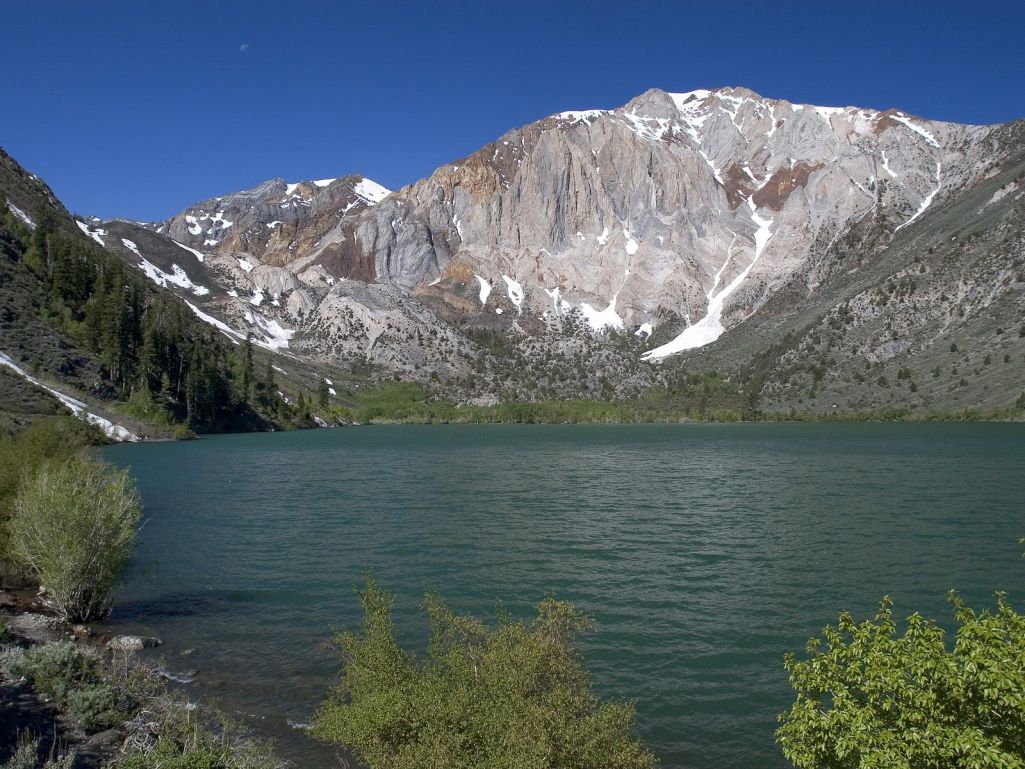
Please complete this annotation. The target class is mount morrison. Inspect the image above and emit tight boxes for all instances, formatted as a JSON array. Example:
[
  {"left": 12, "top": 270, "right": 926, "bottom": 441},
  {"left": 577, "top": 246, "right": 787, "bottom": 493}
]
[{"left": 3, "top": 85, "right": 1025, "bottom": 430}]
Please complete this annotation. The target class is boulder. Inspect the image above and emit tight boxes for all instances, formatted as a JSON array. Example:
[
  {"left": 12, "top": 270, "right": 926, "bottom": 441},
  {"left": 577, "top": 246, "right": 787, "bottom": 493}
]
[{"left": 107, "top": 635, "right": 161, "bottom": 651}]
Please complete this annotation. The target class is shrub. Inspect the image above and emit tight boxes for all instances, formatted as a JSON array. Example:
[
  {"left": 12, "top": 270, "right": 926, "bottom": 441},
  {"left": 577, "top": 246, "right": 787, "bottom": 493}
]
[
  {"left": 0, "top": 416, "right": 97, "bottom": 570},
  {"left": 65, "top": 682, "right": 125, "bottom": 732},
  {"left": 1, "top": 739, "right": 38, "bottom": 769},
  {"left": 21, "top": 641, "right": 89, "bottom": 697},
  {"left": 114, "top": 696, "right": 284, "bottom": 769},
  {"left": 0, "top": 738, "right": 75, "bottom": 769},
  {"left": 0, "top": 644, "right": 26, "bottom": 679},
  {"left": 8, "top": 457, "right": 141, "bottom": 621},
  {"left": 313, "top": 578, "right": 655, "bottom": 769},
  {"left": 776, "top": 593, "right": 1025, "bottom": 769},
  {"left": 14, "top": 641, "right": 136, "bottom": 732}
]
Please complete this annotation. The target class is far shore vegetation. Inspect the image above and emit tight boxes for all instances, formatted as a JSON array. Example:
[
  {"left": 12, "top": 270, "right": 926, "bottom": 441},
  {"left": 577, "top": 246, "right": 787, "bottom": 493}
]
[{"left": 314, "top": 380, "right": 1025, "bottom": 427}]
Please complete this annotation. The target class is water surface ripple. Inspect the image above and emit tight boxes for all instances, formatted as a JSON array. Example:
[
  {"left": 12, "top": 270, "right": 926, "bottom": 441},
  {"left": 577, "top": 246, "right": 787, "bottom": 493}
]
[{"left": 104, "top": 424, "right": 1025, "bottom": 769}]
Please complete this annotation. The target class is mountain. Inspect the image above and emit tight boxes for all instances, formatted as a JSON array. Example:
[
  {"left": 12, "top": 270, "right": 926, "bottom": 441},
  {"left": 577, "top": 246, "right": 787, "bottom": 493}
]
[
  {"left": 151, "top": 174, "right": 391, "bottom": 268},
  {"left": 8, "top": 85, "right": 1025, "bottom": 425},
  {"left": 0, "top": 149, "right": 330, "bottom": 437}
]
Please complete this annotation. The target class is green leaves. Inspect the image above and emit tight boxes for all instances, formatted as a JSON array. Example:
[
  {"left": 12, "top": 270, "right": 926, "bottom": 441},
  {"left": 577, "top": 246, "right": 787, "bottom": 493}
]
[
  {"left": 8, "top": 455, "right": 141, "bottom": 621},
  {"left": 777, "top": 593, "right": 1025, "bottom": 769},
  {"left": 314, "top": 578, "right": 656, "bottom": 769}
]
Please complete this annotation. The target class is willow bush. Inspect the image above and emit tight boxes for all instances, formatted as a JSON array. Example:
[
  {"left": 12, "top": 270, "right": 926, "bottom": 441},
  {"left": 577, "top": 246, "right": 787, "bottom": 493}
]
[
  {"left": 8, "top": 456, "right": 141, "bottom": 621},
  {"left": 314, "top": 578, "right": 655, "bottom": 769},
  {"left": 0, "top": 415, "right": 96, "bottom": 572}
]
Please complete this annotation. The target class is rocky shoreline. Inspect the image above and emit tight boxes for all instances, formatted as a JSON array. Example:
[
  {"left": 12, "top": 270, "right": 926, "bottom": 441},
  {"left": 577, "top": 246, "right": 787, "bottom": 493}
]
[
  {"left": 0, "top": 587, "right": 282, "bottom": 769},
  {"left": 1, "top": 588, "right": 126, "bottom": 767}
]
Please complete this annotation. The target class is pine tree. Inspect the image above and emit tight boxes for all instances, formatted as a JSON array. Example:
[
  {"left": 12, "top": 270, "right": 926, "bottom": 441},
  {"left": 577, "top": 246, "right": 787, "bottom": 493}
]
[
  {"left": 240, "top": 334, "right": 254, "bottom": 402},
  {"left": 317, "top": 378, "right": 329, "bottom": 408}
]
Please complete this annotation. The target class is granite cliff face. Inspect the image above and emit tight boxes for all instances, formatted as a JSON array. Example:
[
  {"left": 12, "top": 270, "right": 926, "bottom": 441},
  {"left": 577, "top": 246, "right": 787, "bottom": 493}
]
[
  {"left": 89, "top": 86, "right": 1025, "bottom": 411},
  {"left": 332, "top": 87, "right": 994, "bottom": 350}
]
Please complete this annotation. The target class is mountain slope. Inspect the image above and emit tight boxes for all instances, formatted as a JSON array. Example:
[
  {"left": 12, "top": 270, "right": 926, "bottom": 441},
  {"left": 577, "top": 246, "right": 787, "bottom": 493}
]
[
  {"left": 0, "top": 148, "right": 300, "bottom": 436},
  {"left": 82, "top": 87, "right": 1025, "bottom": 415}
]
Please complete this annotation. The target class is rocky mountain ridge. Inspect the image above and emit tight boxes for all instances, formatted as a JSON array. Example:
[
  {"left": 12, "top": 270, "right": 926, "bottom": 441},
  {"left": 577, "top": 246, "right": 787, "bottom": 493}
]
[{"left": 19, "top": 85, "right": 1025, "bottom": 417}]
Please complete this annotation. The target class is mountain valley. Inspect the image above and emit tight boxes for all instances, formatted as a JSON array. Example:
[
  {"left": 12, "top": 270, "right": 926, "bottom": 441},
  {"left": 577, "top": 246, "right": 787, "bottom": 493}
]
[{"left": 3, "top": 86, "right": 1024, "bottom": 433}]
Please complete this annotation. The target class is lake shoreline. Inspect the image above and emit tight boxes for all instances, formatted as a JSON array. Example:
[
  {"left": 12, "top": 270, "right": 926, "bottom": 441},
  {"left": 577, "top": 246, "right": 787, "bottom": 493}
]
[{"left": 123, "top": 406, "right": 1025, "bottom": 443}]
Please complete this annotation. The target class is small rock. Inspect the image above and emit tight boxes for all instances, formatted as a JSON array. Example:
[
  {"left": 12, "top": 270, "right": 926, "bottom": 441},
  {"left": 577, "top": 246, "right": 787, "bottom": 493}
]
[
  {"left": 73, "top": 624, "right": 91, "bottom": 637},
  {"left": 107, "top": 635, "right": 162, "bottom": 651}
]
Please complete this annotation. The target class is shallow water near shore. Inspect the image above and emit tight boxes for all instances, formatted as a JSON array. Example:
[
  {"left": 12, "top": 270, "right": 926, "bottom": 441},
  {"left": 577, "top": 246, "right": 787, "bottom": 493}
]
[{"left": 104, "top": 423, "right": 1025, "bottom": 768}]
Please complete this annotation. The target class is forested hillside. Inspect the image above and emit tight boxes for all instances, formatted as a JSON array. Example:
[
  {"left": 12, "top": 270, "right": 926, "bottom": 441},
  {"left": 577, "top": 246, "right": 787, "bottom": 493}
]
[{"left": 0, "top": 149, "right": 299, "bottom": 434}]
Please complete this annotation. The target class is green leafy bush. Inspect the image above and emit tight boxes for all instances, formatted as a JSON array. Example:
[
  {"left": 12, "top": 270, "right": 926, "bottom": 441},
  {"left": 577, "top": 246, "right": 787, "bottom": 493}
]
[
  {"left": 776, "top": 593, "right": 1025, "bottom": 769},
  {"left": 313, "top": 578, "right": 655, "bottom": 769},
  {"left": 8, "top": 456, "right": 141, "bottom": 621}
]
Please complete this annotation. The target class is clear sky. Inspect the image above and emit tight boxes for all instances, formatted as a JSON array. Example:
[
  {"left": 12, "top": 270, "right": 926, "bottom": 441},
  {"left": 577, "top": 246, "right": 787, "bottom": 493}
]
[{"left": 4, "top": 0, "right": 1023, "bottom": 221}]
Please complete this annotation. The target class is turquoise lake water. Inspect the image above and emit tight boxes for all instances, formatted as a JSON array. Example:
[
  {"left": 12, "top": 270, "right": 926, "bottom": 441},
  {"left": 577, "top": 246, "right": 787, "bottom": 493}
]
[{"left": 103, "top": 423, "right": 1025, "bottom": 768}]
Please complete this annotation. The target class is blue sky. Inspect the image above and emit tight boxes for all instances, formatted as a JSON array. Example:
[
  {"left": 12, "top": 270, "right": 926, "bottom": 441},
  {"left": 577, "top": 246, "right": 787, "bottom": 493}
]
[{"left": 4, "top": 0, "right": 1023, "bottom": 221}]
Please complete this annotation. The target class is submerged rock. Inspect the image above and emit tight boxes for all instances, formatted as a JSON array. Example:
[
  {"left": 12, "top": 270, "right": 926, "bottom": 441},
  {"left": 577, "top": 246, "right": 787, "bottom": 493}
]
[{"left": 107, "top": 635, "right": 162, "bottom": 651}]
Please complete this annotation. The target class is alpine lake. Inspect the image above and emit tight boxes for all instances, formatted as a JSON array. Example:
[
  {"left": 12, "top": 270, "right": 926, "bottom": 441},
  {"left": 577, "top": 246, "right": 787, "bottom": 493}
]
[{"left": 103, "top": 423, "right": 1025, "bottom": 769}]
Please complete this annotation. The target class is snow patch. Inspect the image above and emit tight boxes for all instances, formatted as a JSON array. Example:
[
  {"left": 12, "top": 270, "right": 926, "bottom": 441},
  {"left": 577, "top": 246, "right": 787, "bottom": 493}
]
[
  {"left": 173, "top": 240, "right": 205, "bottom": 262},
  {"left": 243, "top": 310, "right": 294, "bottom": 351},
  {"left": 556, "top": 109, "right": 607, "bottom": 125},
  {"left": 75, "top": 220, "right": 106, "bottom": 246},
  {"left": 579, "top": 295, "right": 625, "bottom": 333},
  {"left": 6, "top": 200, "right": 35, "bottom": 229},
  {"left": 207, "top": 211, "right": 232, "bottom": 232},
  {"left": 880, "top": 150, "right": 897, "bottom": 179},
  {"left": 542, "top": 287, "right": 573, "bottom": 316},
  {"left": 813, "top": 105, "right": 845, "bottom": 124},
  {"left": 891, "top": 113, "right": 940, "bottom": 148},
  {"left": 354, "top": 178, "right": 391, "bottom": 205},
  {"left": 0, "top": 351, "right": 138, "bottom": 441},
  {"left": 635, "top": 322, "right": 653, "bottom": 338},
  {"left": 135, "top": 254, "right": 210, "bottom": 296},
  {"left": 475, "top": 275, "right": 492, "bottom": 304},
  {"left": 185, "top": 301, "right": 241, "bottom": 343},
  {"left": 623, "top": 229, "right": 638, "bottom": 255},
  {"left": 894, "top": 162, "right": 942, "bottom": 233},
  {"left": 501, "top": 275, "right": 524, "bottom": 310},
  {"left": 644, "top": 201, "right": 773, "bottom": 359},
  {"left": 667, "top": 89, "right": 712, "bottom": 111}
]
